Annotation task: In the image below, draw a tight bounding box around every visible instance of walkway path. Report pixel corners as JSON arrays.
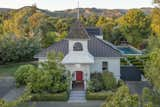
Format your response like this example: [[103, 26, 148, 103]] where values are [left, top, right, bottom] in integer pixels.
[[2, 87, 25, 101], [68, 90, 86, 103], [0, 76, 25, 102]]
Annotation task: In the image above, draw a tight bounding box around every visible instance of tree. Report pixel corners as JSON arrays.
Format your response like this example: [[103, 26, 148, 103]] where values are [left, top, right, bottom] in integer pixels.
[[117, 9, 151, 48], [144, 48, 160, 91], [151, 8, 160, 36], [102, 85, 139, 107], [147, 36, 160, 51], [102, 72, 117, 91], [28, 51, 67, 93], [80, 14, 98, 26], [55, 19, 69, 34], [0, 35, 40, 64], [96, 16, 116, 42], [41, 31, 56, 48]]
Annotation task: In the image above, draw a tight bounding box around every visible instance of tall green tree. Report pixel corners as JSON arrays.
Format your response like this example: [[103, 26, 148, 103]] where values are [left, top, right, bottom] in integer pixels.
[[102, 85, 139, 107], [117, 9, 151, 48], [144, 48, 160, 91], [0, 35, 40, 64]]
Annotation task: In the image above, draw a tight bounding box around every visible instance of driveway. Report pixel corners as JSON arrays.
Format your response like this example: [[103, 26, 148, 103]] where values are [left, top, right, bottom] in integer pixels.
[[28, 101, 103, 107], [0, 76, 15, 98], [126, 81, 152, 95]]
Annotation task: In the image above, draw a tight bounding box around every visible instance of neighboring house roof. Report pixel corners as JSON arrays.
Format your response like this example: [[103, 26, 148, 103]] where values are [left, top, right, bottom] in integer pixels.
[[34, 36, 122, 58], [67, 20, 90, 39], [86, 27, 103, 36]]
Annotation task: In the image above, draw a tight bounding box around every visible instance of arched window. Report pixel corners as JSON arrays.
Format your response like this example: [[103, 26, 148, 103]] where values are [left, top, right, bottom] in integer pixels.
[[73, 42, 83, 51]]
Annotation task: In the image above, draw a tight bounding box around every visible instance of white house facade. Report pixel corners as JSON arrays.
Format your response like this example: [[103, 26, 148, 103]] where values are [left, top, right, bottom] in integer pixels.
[[34, 20, 122, 90]]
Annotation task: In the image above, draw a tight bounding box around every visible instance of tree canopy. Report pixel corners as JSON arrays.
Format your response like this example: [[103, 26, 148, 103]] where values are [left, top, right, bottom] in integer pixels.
[[102, 85, 139, 107], [145, 48, 160, 91], [151, 8, 160, 36], [117, 9, 151, 48]]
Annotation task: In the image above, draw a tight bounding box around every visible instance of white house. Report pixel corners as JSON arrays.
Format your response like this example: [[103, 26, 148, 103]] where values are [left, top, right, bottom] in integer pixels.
[[34, 20, 122, 90]]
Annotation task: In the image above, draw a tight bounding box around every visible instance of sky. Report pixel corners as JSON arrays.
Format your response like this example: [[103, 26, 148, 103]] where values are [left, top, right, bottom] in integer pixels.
[[0, 0, 154, 11]]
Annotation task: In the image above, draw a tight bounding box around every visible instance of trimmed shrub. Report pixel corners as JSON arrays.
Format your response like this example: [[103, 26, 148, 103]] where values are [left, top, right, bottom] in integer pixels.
[[88, 79, 104, 92], [102, 71, 117, 91], [31, 92, 69, 101], [86, 91, 113, 100], [26, 69, 53, 93], [14, 64, 36, 86], [88, 73, 103, 92]]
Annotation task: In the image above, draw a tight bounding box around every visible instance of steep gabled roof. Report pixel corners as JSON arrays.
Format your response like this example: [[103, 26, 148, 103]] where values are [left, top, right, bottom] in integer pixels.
[[88, 37, 121, 57], [34, 37, 122, 58], [67, 20, 90, 39]]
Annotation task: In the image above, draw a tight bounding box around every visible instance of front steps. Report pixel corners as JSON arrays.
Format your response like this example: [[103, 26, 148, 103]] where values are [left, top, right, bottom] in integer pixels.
[[68, 91, 86, 103]]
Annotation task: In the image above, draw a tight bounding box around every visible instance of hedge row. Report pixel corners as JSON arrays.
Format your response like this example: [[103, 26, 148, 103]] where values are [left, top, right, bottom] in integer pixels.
[[86, 91, 113, 100], [31, 92, 69, 101]]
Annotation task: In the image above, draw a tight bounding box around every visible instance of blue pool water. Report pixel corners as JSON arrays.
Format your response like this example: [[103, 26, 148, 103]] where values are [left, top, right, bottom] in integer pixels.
[[117, 46, 141, 55]]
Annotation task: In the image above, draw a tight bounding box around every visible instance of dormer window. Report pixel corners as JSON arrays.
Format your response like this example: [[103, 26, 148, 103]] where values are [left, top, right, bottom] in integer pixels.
[[73, 42, 83, 51]]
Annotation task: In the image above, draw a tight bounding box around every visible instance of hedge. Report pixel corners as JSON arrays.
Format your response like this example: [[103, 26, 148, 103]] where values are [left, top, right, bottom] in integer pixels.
[[86, 91, 113, 100], [31, 92, 69, 101]]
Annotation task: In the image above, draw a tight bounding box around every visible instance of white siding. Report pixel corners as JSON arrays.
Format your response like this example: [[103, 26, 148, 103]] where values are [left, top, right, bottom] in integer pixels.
[[90, 57, 120, 80], [65, 64, 91, 90], [69, 40, 88, 52]]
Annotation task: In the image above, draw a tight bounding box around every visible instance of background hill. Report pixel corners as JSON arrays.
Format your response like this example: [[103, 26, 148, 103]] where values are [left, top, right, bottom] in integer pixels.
[[0, 7, 152, 18]]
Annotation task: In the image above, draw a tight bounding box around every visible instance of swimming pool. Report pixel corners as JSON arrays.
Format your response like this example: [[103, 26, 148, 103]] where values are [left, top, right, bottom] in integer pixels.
[[117, 46, 142, 55]]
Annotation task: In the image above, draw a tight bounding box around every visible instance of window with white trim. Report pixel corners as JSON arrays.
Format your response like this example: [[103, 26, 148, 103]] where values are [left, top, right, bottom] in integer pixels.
[[102, 62, 108, 71]]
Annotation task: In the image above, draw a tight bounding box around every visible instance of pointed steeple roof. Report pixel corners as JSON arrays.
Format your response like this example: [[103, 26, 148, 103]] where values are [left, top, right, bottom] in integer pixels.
[[67, 20, 90, 39]]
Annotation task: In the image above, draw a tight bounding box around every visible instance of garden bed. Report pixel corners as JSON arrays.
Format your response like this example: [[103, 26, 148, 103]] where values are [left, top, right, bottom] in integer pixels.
[[86, 91, 113, 100], [31, 92, 69, 101]]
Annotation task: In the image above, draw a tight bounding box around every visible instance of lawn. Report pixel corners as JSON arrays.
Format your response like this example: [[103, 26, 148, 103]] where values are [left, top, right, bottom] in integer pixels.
[[0, 62, 37, 76]]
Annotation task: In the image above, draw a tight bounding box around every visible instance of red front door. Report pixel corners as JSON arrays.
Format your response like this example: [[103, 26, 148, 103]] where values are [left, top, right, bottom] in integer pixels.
[[76, 71, 83, 81]]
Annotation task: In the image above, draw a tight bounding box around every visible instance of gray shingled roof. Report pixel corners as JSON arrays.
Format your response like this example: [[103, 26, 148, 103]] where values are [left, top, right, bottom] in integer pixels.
[[86, 27, 103, 36], [34, 36, 122, 58], [67, 20, 90, 39]]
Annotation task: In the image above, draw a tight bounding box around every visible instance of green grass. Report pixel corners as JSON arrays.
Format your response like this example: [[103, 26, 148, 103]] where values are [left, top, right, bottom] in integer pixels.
[[0, 62, 37, 76]]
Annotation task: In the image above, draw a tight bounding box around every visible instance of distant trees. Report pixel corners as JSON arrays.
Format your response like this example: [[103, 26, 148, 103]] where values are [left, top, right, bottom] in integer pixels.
[[117, 9, 151, 48], [0, 5, 72, 49], [96, 17, 116, 42], [151, 8, 160, 36], [80, 10, 152, 49], [0, 35, 40, 64]]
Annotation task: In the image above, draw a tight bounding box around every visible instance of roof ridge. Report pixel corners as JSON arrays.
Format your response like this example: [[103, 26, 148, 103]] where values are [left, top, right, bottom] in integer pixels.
[[94, 37, 122, 56]]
